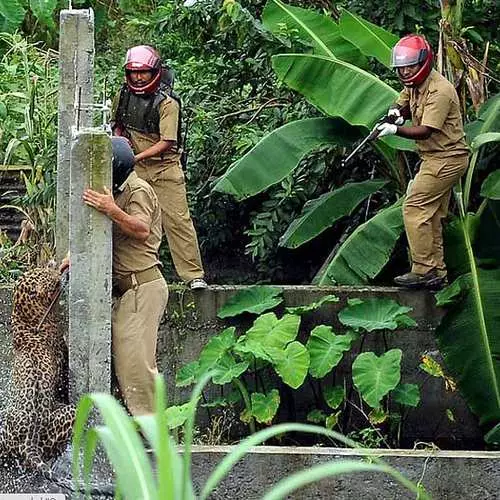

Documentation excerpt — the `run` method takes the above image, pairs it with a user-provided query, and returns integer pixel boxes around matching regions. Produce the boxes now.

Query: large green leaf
[352,349,402,408]
[392,383,420,407]
[217,286,283,318]
[306,326,354,378]
[279,180,388,248]
[338,297,416,332]
[314,199,404,285]
[175,361,200,387]
[338,9,398,68]
[0,0,25,32]
[324,385,345,410]
[273,340,310,389]
[465,92,500,143]
[250,389,280,424]
[198,327,236,372]
[263,0,367,66]
[480,168,500,199]
[30,0,57,28]
[436,268,500,428]
[212,118,360,200]
[235,313,300,362]
[272,53,397,128]
[212,354,249,385]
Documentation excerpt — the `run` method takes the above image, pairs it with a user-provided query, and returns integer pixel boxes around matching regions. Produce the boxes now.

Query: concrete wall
[189,446,500,500]
[0,284,483,449]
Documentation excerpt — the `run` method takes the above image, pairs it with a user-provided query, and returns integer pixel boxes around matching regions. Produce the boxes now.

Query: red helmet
[124,45,162,94]
[391,35,433,87]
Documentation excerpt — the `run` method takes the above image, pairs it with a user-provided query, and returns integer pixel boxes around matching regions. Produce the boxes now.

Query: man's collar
[116,171,137,194]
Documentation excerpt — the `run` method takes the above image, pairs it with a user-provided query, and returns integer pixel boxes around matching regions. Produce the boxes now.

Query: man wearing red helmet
[112,45,207,290]
[375,34,469,289]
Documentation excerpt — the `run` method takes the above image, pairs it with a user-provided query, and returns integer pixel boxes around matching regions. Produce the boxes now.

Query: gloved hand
[387,108,405,125]
[375,123,398,138]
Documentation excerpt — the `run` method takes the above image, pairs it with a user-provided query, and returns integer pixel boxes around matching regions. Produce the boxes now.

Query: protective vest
[114,83,183,147]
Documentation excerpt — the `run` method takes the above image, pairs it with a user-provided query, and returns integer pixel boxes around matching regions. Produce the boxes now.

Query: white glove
[376,123,398,138]
[387,108,405,125]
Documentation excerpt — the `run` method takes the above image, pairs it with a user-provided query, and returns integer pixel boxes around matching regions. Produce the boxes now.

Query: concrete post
[56,9,94,262]
[68,130,112,401]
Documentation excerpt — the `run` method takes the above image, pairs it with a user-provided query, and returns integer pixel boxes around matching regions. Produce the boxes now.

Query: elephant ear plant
[72,375,430,500]
[175,287,424,447]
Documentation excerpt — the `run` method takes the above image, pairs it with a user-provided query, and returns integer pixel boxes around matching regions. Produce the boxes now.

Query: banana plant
[213,0,415,285]
[436,131,500,444]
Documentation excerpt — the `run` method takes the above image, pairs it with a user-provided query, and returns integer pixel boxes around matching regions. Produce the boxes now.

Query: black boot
[394,269,447,289]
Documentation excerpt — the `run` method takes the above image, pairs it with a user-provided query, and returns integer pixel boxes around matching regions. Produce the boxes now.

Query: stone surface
[190,445,500,499]
[68,130,112,401]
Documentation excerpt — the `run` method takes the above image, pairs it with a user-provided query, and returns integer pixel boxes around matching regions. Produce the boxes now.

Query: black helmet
[112,137,135,193]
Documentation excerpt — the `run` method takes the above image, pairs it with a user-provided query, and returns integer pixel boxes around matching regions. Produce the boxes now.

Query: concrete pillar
[56,9,94,262]
[68,130,112,401]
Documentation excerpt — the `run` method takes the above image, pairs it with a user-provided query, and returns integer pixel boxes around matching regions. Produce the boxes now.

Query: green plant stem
[233,378,256,434]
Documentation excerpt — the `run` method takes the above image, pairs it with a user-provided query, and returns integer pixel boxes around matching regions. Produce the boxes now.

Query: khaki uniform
[113,171,168,416]
[115,93,204,282]
[396,70,469,276]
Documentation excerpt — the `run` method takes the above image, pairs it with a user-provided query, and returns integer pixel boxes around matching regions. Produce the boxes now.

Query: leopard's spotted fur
[0,267,74,470]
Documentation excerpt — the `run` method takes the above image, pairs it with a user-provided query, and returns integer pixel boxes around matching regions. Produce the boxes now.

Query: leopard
[0,267,75,471]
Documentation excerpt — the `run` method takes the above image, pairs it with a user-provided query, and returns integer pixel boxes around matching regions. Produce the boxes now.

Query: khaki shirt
[396,70,469,159]
[113,171,162,278]
[112,91,182,175]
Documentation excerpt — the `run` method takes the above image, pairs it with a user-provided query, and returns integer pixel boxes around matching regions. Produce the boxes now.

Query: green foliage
[352,349,402,409]
[306,326,354,378]
[217,286,283,318]
[285,294,339,315]
[175,288,422,446]
[436,130,500,438]
[73,376,429,499]
[279,180,388,249]
[338,297,416,332]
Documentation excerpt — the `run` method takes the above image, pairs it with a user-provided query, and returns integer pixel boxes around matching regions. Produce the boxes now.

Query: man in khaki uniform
[375,34,469,289]
[83,137,168,416]
[111,45,207,290]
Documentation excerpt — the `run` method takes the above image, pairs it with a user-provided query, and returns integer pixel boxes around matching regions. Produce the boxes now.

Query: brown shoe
[394,269,446,290]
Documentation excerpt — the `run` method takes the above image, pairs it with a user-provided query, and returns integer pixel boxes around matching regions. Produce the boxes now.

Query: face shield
[391,45,425,68]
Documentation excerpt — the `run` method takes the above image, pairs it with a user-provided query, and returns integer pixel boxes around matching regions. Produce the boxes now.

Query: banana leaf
[314,199,404,285]
[212,118,360,200]
[436,268,500,428]
[279,179,388,248]
[465,92,500,143]
[262,0,367,67]
[338,9,399,68]
[0,0,25,33]
[272,53,396,128]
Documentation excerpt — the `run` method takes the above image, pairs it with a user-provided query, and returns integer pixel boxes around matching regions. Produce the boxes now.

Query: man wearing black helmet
[374,34,469,289]
[112,45,207,291]
[80,137,168,416]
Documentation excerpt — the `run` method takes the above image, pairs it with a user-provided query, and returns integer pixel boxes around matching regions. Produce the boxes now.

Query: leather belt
[113,266,163,296]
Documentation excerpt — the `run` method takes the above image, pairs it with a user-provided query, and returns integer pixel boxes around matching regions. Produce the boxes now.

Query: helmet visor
[391,46,424,68]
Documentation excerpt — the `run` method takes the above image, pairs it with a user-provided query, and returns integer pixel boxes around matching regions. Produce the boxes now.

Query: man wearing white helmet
[375,34,469,289]
[112,45,207,290]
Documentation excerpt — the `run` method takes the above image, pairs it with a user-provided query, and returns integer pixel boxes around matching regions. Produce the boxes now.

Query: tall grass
[72,375,430,499]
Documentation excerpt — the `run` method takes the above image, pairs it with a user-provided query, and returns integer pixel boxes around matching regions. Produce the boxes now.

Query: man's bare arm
[83,187,150,241]
[396,124,433,140]
[134,139,176,163]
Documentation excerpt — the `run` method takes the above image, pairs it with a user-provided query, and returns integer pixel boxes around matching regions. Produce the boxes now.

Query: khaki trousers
[403,155,468,275]
[136,161,204,282]
[112,278,168,416]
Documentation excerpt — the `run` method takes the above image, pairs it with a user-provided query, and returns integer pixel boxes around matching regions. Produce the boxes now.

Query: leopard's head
[12,267,62,326]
